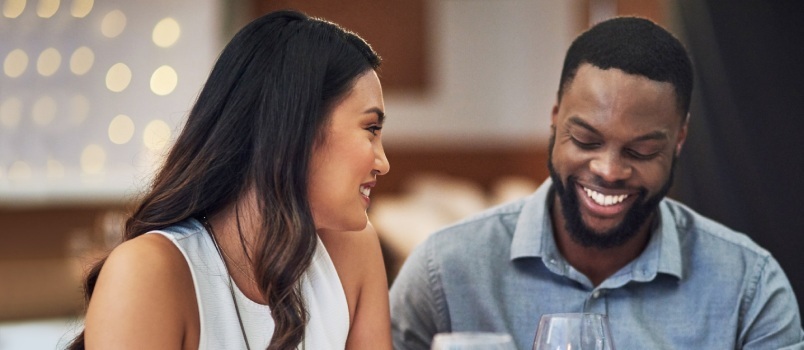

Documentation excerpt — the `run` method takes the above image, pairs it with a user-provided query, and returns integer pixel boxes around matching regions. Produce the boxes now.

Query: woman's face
[308,70,389,232]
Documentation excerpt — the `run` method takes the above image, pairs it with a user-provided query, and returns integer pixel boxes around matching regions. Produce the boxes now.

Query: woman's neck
[206,201,266,304]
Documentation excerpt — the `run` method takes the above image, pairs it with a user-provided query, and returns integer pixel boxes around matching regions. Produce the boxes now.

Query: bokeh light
[4,49,29,78]
[150,65,178,96]
[0,97,23,129]
[70,0,92,18]
[36,0,59,18]
[80,144,106,174]
[143,119,171,151]
[105,63,131,92]
[69,46,94,75]
[3,0,26,18]
[153,17,181,48]
[108,114,135,144]
[8,161,32,180]
[31,96,57,126]
[37,48,62,77]
[101,9,126,38]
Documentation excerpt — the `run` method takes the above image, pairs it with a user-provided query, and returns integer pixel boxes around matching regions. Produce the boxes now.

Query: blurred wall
[255,0,580,149]
[674,0,804,318]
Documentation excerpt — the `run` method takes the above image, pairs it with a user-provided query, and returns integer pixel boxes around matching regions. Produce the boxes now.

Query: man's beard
[547,135,675,249]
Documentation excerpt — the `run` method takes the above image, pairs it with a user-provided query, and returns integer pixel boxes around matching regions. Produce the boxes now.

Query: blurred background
[0,0,802,348]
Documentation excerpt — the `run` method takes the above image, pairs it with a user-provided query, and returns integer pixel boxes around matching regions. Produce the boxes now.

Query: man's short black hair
[558,17,693,116]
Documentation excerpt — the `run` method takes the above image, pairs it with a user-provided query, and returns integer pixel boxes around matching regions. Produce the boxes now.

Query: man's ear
[675,113,690,156]
[551,101,560,126]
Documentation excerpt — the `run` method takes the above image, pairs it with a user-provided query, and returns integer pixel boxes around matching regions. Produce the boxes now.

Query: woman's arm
[320,222,392,350]
[83,234,199,350]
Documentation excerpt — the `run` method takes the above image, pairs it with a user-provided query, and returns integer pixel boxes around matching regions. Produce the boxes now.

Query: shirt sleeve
[739,255,804,349]
[390,239,450,350]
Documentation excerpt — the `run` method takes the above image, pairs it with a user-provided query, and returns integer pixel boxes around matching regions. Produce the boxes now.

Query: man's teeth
[584,187,627,206]
[360,186,371,197]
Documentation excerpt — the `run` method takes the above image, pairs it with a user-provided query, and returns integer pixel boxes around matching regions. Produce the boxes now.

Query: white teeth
[360,186,370,197]
[584,187,627,206]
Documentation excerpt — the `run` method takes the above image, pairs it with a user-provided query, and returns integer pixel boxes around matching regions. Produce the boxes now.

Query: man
[389,17,804,349]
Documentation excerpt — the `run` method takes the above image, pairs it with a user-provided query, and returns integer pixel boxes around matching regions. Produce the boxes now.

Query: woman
[68,10,391,349]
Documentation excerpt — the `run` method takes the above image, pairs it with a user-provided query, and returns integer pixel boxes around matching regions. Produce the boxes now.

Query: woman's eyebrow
[364,107,385,124]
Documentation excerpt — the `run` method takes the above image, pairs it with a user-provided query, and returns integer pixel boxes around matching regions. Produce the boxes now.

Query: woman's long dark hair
[68,10,380,350]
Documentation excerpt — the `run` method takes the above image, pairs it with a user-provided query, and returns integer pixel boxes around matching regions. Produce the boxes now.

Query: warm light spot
[47,158,65,178]
[108,114,134,144]
[69,46,94,75]
[105,62,131,92]
[8,160,32,180]
[81,144,106,174]
[150,65,177,96]
[37,47,61,76]
[4,49,28,78]
[152,17,180,48]
[69,0,91,17]
[36,0,59,18]
[3,0,26,18]
[101,9,126,38]
[69,94,89,124]
[32,96,57,126]
[143,119,171,151]
[0,97,23,129]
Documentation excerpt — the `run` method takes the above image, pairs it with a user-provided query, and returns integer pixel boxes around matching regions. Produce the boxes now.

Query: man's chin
[581,213,626,235]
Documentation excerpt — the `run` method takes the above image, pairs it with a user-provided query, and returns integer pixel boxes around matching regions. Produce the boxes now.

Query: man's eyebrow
[632,130,669,142]
[364,107,385,124]
[568,115,669,142]
[568,116,600,135]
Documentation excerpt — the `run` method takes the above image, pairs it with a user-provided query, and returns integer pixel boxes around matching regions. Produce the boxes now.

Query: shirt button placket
[585,289,607,314]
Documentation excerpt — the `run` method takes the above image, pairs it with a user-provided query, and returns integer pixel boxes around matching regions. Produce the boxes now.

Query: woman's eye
[366,125,382,136]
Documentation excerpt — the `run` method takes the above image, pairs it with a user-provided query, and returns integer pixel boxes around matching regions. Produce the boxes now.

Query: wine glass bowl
[532,313,615,350]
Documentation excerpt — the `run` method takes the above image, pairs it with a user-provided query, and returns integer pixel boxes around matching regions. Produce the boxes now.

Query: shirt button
[592,290,601,299]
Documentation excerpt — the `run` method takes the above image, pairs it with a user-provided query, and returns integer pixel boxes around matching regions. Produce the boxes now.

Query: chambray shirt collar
[510,178,683,281]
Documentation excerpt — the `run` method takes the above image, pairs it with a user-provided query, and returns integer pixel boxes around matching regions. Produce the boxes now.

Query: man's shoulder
[662,198,771,259]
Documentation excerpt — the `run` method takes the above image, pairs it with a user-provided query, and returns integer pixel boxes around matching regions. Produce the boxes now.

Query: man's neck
[550,194,654,287]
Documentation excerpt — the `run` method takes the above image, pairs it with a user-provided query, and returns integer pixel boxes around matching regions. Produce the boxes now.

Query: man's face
[548,64,688,248]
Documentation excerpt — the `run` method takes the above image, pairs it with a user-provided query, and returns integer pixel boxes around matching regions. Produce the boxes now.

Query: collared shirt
[390,179,804,350]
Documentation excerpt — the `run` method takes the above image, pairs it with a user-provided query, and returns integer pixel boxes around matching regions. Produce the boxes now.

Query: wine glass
[532,313,615,350]
[431,332,517,350]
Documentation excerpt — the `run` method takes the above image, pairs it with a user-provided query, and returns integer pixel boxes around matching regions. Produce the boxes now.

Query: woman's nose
[374,142,390,176]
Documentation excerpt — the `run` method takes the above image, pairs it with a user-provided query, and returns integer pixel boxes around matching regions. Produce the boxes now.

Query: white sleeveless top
[149,218,350,349]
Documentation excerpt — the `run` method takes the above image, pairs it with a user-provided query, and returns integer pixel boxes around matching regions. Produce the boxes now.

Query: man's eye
[626,149,658,160]
[571,137,599,149]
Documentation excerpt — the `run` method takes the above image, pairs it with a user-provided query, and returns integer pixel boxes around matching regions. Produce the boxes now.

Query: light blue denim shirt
[390,179,804,350]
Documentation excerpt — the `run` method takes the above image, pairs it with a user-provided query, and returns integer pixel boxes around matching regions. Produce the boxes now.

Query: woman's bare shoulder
[84,233,199,349]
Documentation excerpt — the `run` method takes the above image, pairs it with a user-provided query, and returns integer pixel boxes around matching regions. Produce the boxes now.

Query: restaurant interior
[1,0,802,348]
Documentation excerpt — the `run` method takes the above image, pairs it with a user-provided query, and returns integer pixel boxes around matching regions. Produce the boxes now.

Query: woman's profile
[68,9,391,349]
